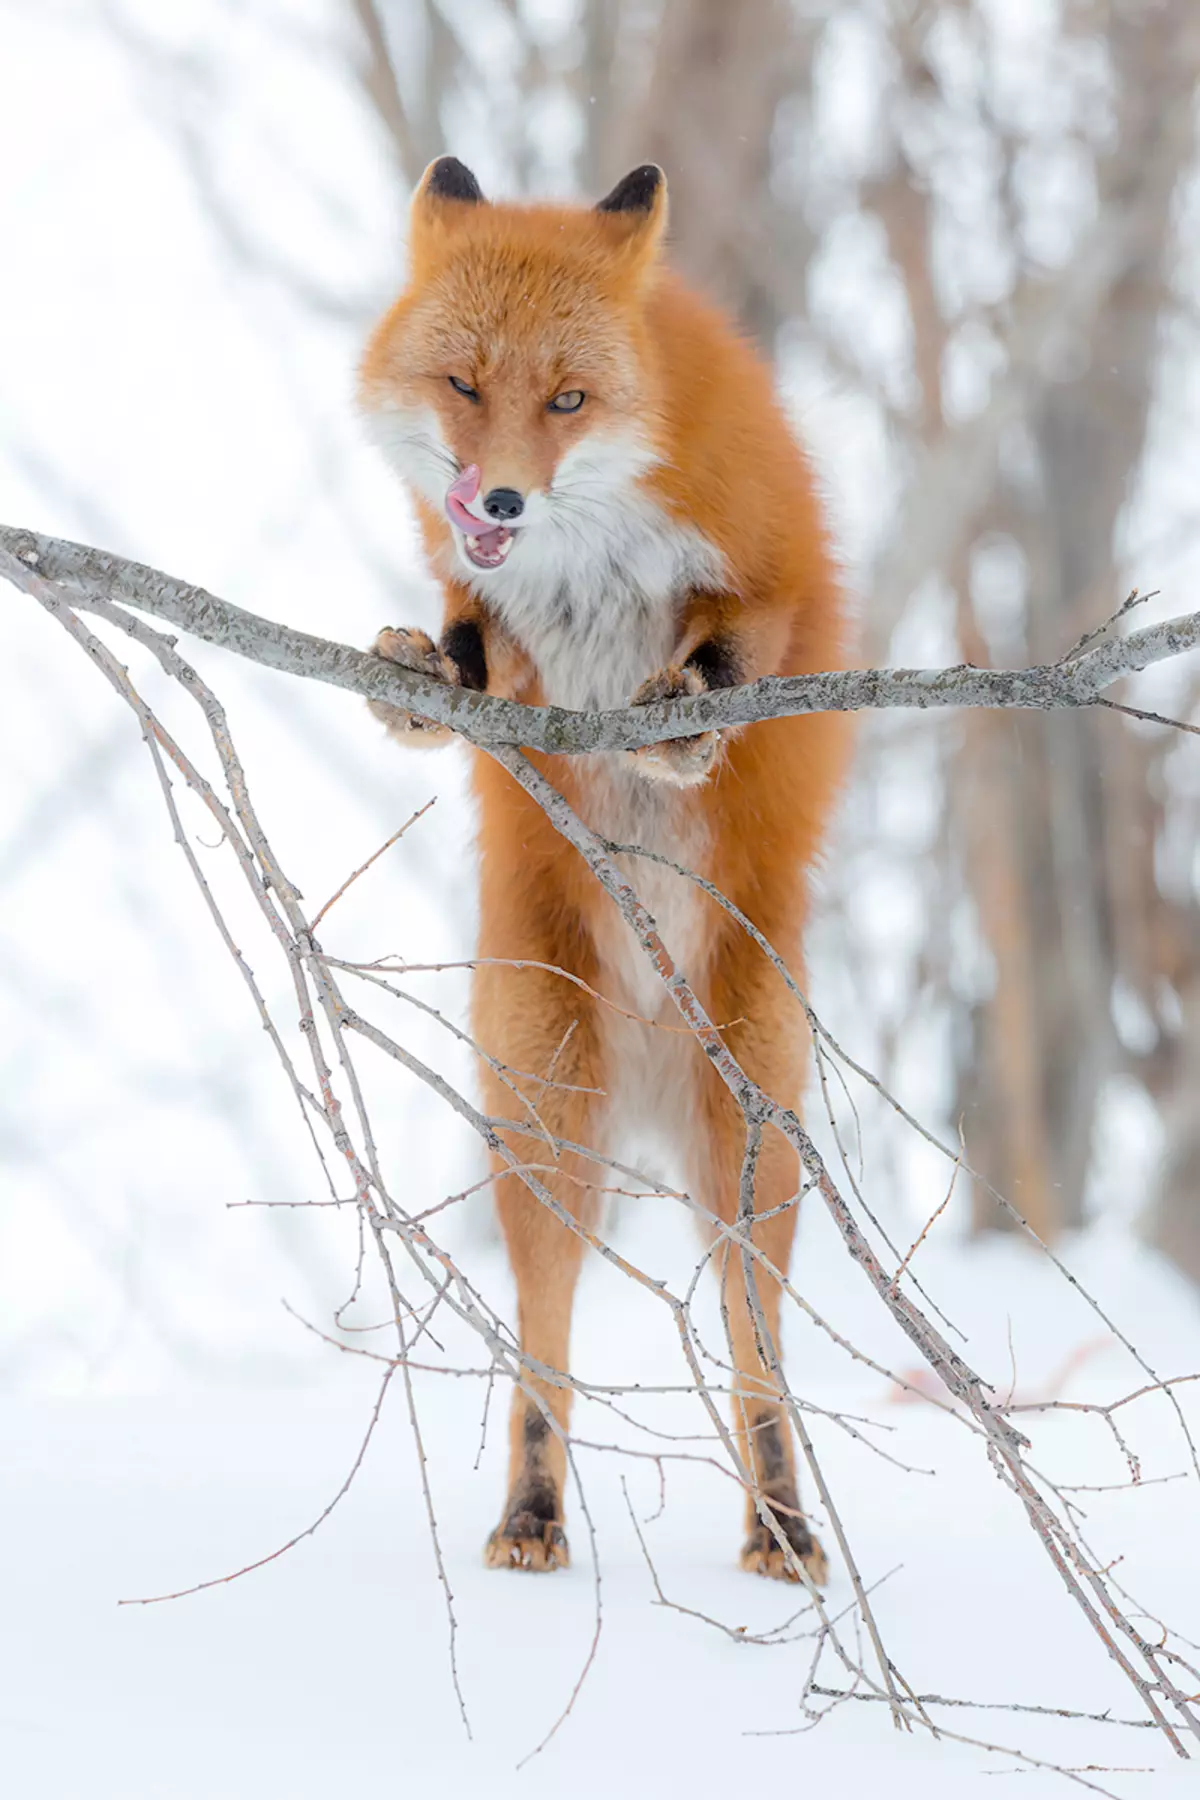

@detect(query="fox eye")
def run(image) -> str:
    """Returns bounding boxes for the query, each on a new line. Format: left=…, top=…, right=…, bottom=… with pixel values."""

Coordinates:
left=448, top=375, right=480, bottom=402
left=548, top=389, right=585, bottom=413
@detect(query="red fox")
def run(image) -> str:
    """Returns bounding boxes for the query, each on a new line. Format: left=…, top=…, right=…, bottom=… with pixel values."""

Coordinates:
left=360, top=157, right=847, bottom=1581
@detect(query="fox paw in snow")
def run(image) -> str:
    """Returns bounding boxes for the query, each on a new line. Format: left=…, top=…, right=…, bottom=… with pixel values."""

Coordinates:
left=484, top=1514, right=570, bottom=1572
left=740, top=1510, right=828, bottom=1585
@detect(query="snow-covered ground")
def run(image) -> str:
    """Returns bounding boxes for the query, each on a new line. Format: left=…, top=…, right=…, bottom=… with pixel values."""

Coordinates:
left=4, top=4, right=1200, bottom=1795
left=5, top=1216, right=1200, bottom=1797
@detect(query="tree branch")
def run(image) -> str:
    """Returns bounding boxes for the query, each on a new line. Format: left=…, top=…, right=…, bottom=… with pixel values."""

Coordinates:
left=12, top=520, right=1200, bottom=1767
left=3, top=527, right=1198, bottom=755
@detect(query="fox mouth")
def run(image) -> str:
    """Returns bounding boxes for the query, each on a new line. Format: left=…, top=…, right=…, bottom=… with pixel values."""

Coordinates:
left=461, top=526, right=514, bottom=569
left=445, top=465, right=518, bottom=569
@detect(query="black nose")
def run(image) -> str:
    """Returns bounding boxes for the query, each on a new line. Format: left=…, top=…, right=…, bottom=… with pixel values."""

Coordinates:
left=483, top=487, right=524, bottom=522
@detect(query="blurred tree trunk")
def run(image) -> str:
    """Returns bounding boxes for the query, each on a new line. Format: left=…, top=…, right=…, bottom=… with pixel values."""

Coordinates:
left=1153, top=976, right=1200, bottom=1283
left=614, top=0, right=812, bottom=345
left=1135, top=671, right=1200, bottom=1278
left=953, top=10, right=1197, bottom=1235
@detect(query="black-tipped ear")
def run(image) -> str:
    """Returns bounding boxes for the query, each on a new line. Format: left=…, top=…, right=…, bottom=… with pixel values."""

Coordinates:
left=424, top=156, right=485, bottom=205
left=409, top=158, right=485, bottom=276
left=596, top=164, right=664, bottom=215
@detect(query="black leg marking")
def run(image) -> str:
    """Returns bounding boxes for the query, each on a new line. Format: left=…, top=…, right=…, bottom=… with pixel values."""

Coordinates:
left=441, top=619, right=487, bottom=691
left=501, top=1476, right=560, bottom=1539
left=740, top=1410, right=825, bottom=1579
left=484, top=1402, right=568, bottom=1568
left=685, top=635, right=744, bottom=691
left=523, top=1406, right=550, bottom=1454
left=750, top=1413, right=788, bottom=1487
left=506, top=1405, right=559, bottom=1531
left=745, top=1501, right=820, bottom=1569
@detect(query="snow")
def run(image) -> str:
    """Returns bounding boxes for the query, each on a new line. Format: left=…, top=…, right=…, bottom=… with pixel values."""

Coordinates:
left=3, top=4, right=1200, bottom=1794
left=5, top=1211, right=1200, bottom=1796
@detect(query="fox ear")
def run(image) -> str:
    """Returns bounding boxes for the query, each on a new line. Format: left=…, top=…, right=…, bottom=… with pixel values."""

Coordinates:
left=595, top=164, right=667, bottom=262
left=409, top=157, right=485, bottom=273
left=419, top=156, right=486, bottom=206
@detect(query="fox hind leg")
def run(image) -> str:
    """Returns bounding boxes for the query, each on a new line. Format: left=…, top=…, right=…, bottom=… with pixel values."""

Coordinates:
left=687, top=1022, right=828, bottom=1585
left=476, top=960, right=607, bottom=1572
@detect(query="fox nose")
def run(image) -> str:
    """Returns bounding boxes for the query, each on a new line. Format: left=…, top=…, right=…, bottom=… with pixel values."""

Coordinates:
left=483, top=487, right=525, bottom=522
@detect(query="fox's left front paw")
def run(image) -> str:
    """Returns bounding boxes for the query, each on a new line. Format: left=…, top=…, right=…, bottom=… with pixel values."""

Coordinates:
left=628, top=664, right=717, bottom=787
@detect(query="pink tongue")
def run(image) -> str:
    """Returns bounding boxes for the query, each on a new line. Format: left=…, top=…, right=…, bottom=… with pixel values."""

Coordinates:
left=445, top=464, right=506, bottom=551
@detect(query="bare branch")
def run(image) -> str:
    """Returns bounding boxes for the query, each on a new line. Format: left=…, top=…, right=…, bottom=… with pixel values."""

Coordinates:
left=9, top=523, right=1200, bottom=1774
left=4, top=531, right=1200, bottom=758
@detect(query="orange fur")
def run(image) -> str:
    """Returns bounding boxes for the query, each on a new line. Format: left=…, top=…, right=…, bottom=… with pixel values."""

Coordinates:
left=361, top=159, right=848, bottom=1580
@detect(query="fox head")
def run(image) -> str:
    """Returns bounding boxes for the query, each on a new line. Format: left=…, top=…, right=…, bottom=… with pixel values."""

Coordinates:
left=359, top=157, right=671, bottom=582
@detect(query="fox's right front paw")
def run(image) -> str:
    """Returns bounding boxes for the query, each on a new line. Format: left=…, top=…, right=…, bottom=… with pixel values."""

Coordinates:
left=368, top=626, right=457, bottom=742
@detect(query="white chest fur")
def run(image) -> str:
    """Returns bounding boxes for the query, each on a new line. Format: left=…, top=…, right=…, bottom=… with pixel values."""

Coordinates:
left=370, top=405, right=721, bottom=1143
left=382, top=417, right=725, bottom=1012
left=472, top=446, right=723, bottom=1023
left=477, top=437, right=724, bottom=715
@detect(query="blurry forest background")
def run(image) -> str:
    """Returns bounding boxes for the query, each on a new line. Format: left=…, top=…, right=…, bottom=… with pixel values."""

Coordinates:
left=4, top=0, right=1200, bottom=1393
